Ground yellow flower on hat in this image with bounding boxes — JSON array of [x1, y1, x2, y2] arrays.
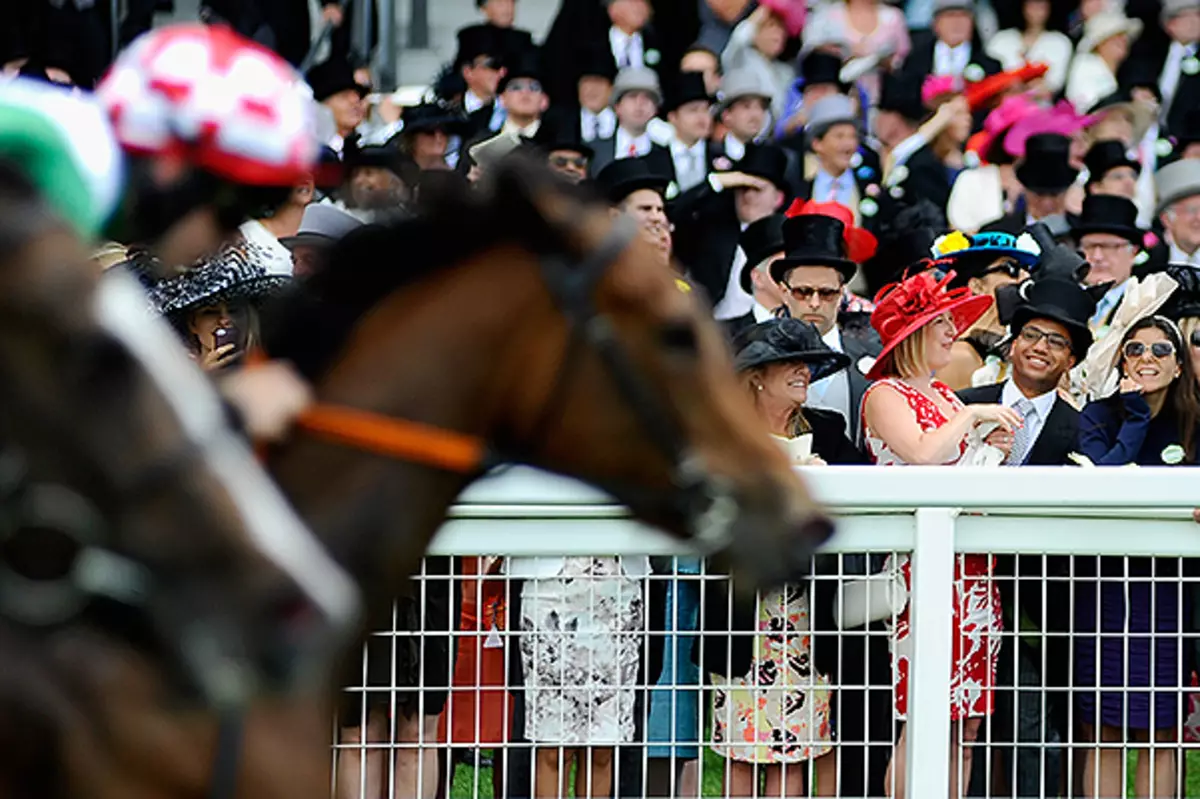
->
[[932, 230, 972, 257]]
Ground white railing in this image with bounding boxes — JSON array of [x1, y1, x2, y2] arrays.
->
[[419, 465, 1200, 799]]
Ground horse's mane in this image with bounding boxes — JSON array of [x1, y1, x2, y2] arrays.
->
[[262, 157, 594, 381]]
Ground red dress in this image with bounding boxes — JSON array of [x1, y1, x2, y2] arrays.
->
[[861, 378, 1003, 721]]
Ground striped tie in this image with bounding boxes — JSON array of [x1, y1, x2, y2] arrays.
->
[[1006, 398, 1035, 466]]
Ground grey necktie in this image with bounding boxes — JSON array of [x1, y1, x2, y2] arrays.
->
[[1006, 398, 1036, 466]]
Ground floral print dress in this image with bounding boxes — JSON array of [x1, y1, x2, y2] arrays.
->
[[862, 377, 1003, 721], [710, 583, 833, 764]]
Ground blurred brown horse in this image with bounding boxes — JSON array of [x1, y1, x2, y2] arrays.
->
[[21, 156, 833, 799], [0, 165, 359, 795]]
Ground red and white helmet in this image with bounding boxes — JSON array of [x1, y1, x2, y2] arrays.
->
[[97, 24, 317, 187]]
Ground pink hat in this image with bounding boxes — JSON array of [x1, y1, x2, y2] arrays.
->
[[968, 94, 1041, 159], [921, 74, 961, 108], [760, 0, 807, 38], [1004, 101, 1100, 158]]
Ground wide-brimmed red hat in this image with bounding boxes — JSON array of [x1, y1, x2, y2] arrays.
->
[[784, 199, 878, 263], [866, 265, 993, 381]]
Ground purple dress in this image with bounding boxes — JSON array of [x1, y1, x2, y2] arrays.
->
[[1074, 393, 1196, 730]]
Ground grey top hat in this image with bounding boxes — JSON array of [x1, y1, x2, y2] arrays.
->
[[280, 204, 363, 249], [612, 67, 663, 106], [1161, 0, 1199, 23], [933, 0, 974, 14], [718, 68, 773, 109], [1157, 159, 1200, 216], [806, 94, 858, 141]]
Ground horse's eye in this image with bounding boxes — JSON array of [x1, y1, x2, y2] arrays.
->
[[659, 323, 698, 354]]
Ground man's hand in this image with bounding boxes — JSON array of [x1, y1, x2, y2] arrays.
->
[[322, 3, 345, 26], [714, 171, 771, 192]]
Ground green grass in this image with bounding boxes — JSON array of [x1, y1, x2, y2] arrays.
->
[[447, 749, 1200, 797]]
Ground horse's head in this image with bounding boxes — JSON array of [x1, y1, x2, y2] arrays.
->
[[0, 170, 357, 705], [478, 160, 834, 587]]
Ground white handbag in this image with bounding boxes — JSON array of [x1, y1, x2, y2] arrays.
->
[[833, 557, 908, 629]]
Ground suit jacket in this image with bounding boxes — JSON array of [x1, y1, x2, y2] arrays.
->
[[839, 316, 883, 442], [668, 181, 743, 307], [890, 143, 957, 226], [466, 102, 502, 139], [791, 147, 888, 236], [1125, 47, 1200, 140], [642, 140, 724, 192], [587, 136, 670, 177], [695, 406, 866, 679], [900, 31, 1003, 85]]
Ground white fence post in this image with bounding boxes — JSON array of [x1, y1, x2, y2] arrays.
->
[[905, 507, 957, 799]]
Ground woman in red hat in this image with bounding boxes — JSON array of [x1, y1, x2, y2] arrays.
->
[[859, 265, 1023, 799]]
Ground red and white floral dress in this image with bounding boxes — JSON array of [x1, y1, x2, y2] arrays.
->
[[861, 377, 1002, 721]]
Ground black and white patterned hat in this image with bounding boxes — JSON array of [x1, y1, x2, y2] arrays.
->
[[147, 239, 290, 317]]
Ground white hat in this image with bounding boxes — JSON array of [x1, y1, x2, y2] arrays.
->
[[1161, 0, 1200, 23], [1078, 11, 1143, 53]]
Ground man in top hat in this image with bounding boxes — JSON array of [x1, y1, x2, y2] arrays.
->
[[306, 59, 369, 153], [589, 66, 668, 174], [724, 214, 788, 336], [494, 50, 548, 138], [1084, 139, 1142, 202], [595, 158, 673, 267], [455, 25, 507, 128], [280, 204, 363, 278], [1071, 194, 1145, 329], [769, 208, 881, 440], [671, 143, 791, 319], [777, 51, 851, 142], [717, 68, 774, 164], [524, 119, 594, 184], [575, 45, 620, 142], [901, 0, 1001, 86], [1155, 158, 1200, 267], [993, 133, 1080, 233], [872, 73, 927, 171], [642, 71, 718, 194], [793, 95, 887, 236]]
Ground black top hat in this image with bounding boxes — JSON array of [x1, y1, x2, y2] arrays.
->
[[1009, 278, 1098, 358], [738, 214, 786, 293], [736, 142, 792, 198], [1160, 264, 1200, 321], [594, 157, 669, 204], [731, 318, 851, 380], [344, 142, 419, 185], [455, 24, 504, 65], [524, 113, 594, 159], [306, 58, 368, 103], [1015, 133, 1080, 194], [401, 102, 472, 136], [878, 72, 925, 124], [663, 71, 714, 113], [1069, 194, 1144, 245], [498, 49, 543, 93], [800, 51, 848, 93], [1084, 139, 1141, 185], [577, 43, 618, 83], [1176, 108, 1200, 147], [770, 214, 857, 284]]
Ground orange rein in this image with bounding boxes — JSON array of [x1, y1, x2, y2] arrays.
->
[[243, 348, 486, 474]]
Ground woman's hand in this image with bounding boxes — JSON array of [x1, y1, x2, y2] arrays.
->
[[970, 403, 1024, 433], [194, 344, 239, 372], [984, 427, 1015, 457]]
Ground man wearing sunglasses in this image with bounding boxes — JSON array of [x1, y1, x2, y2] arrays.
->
[[496, 51, 549, 138], [958, 275, 1098, 797]]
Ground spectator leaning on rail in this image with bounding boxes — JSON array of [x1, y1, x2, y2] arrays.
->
[[860, 265, 1022, 799]]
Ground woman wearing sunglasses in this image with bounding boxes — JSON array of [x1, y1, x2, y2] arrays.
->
[[1075, 314, 1200, 799], [928, 231, 1039, 391]]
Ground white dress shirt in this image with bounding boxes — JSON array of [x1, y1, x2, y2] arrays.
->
[[614, 126, 653, 159], [713, 222, 754, 320], [1001, 378, 1057, 458], [581, 106, 617, 141], [723, 133, 747, 162], [463, 90, 487, 114], [1161, 41, 1197, 112], [671, 138, 710, 191], [501, 118, 541, 137], [752, 301, 776, 322], [609, 26, 645, 69], [933, 41, 972, 76], [805, 326, 853, 437], [1170, 241, 1200, 266]]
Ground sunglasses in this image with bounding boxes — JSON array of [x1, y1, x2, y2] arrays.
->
[[1191, 330, 1200, 349], [1018, 325, 1071, 353], [506, 78, 542, 93], [549, 154, 588, 170], [1123, 340, 1176, 359], [982, 261, 1024, 279], [785, 284, 841, 302]]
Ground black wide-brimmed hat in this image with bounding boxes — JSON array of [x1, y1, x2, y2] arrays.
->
[[147, 241, 291, 318], [594, 157, 669, 204], [1009, 277, 1097, 358], [738, 214, 786, 293], [731, 317, 851, 380], [663, 71, 714, 113], [770, 213, 857, 284], [401, 101, 472, 136], [306, 58, 369, 103], [1069, 194, 1144, 245], [1084, 139, 1141, 185], [1015, 133, 1079, 194], [735, 142, 791, 197], [799, 51, 849, 93]]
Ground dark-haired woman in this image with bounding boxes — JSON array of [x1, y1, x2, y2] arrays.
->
[[986, 0, 1073, 95], [1075, 315, 1200, 798]]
